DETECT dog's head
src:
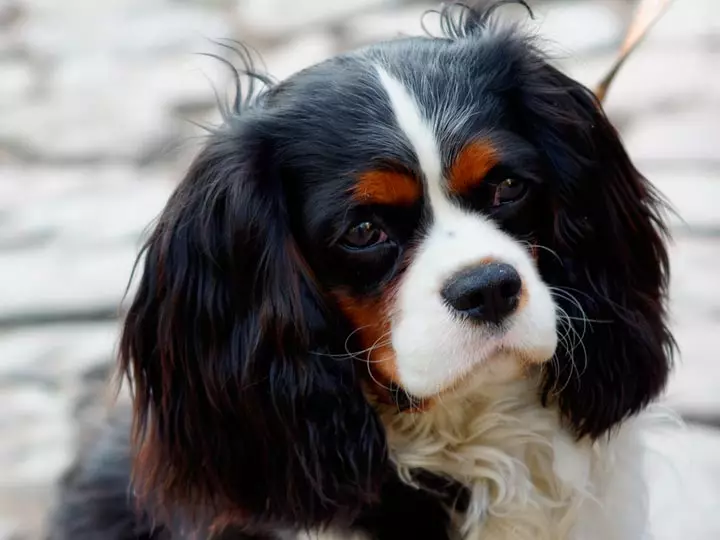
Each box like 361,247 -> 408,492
120,1 -> 672,531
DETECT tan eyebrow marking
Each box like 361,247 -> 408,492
351,170 -> 421,206
447,140 -> 499,195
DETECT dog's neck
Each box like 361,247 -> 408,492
378,371 -> 655,540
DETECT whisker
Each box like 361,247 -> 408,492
523,242 -> 563,265
312,326 -> 392,362
552,307 -> 577,394
551,301 -> 590,394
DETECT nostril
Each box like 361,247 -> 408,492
441,262 -> 522,324
499,276 -> 521,300
454,289 -> 487,312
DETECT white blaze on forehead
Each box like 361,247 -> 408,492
374,66 -> 453,215
374,64 -> 557,397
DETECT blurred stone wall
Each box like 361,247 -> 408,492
0,0 -> 718,538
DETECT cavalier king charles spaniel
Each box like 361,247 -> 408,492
50,2 -> 676,539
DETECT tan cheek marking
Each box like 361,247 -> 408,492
332,291 -> 400,389
447,139 -> 499,195
352,170 -> 421,206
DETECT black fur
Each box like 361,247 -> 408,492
49,1 -> 672,538
120,117 -> 388,528
525,63 -> 673,438
48,407 -> 458,539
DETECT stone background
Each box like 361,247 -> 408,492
0,0 -> 718,538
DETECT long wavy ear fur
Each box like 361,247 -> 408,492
119,114 -> 386,530
437,0 -> 672,440
523,63 -> 673,439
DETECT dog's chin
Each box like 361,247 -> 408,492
448,348 -> 552,398
393,345 -> 556,411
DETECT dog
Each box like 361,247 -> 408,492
48,2 -> 677,539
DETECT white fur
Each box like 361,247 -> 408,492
379,375 -> 677,540
371,65 -> 675,540
374,65 -> 556,398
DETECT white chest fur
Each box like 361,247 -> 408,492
380,377 -> 670,540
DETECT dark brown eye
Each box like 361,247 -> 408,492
341,221 -> 389,249
493,178 -> 527,205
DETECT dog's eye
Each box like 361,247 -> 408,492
341,221 -> 389,249
493,178 -> 527,205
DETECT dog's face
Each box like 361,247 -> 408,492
282,53 -> 559,401
120,2 -> 672,532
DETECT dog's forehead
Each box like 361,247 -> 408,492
366,36 -> 512,114
267,35 -> 523,182
273,34 -> 516,124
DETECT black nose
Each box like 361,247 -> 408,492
441,262 -> 522,324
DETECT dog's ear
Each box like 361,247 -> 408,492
119,115 -> 386,529
523,64 -> 674,439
